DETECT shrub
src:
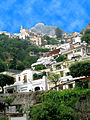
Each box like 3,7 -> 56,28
0,117 -> 8,120
56,56 -> 66,62
35,64 -> 46,70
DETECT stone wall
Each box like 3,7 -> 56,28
0,91 -> 44,111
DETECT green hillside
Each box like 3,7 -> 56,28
0,34 -> 49,71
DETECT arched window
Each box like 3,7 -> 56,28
24,75 -> 27,83
14,78 -> 16,82
35,87 -> 40,91
18,77 -> 21,81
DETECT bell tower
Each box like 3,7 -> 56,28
21,25 -> 23,30
20,25 -> 23,33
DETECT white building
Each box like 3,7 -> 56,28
0,31 -> 10,37
31,56 -> 56,70
72,36 -> 81,44
61,43 -> 87,60
4,69 -> 47,93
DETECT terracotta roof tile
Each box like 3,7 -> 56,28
47,48 -> 60,57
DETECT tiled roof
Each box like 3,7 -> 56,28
47,48 -> 60,57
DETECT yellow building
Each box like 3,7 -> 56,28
52,60 -> 74,77
48,56 -> 90,90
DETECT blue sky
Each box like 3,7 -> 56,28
0,0 -> 90,34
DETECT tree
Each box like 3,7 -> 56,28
30,88 -> 90,120
56,56 -> 66,62
0,74 -> 14,93
69,60 -> 90,78
16,63 -> 25,70
47,72 -> 60,90
69,60 -> 90,89
8,59 -> 25,70
81,34 -> 90,43
55,27 -> 64,39
30,100 -> 75,120
8,59 -> 17,70
23,56 -> 38,68
61,40 -> 64,44
84,29 -> 90,35
30,89 -> 87,120
81,28 -> 90,43
43,35 -> 51,40
26,46 -> 49,53
43,35 -> 58,45
0,61 -> 6,72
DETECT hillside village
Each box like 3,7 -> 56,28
0,22 -> 89,92
0,22 -> 90,119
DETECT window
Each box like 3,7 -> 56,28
53,88 -> 56,90
59,86 -> 63,90
74,50 -> 77,53
66,72 -> 70,76
24,75 -> 27,83
77,48 -> 81,52
60,71 -> 63,77
18,77 -> 21,81
68,84 -> 73,88
35,87 -> 40,91
88,48 -> 90,53
56,65 -> 61,70
63,65 -> 66,69
66,54 -> 68,59
14,78 -> 16,82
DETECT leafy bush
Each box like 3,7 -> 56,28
30,89 -> 90,120
84,29 -> 90,35
35,64 -> 46,70
56,56 -> 66,62
4,98 -> 14,106
33,72 -> 46,80
43,35 -> 59,45
0,74 -> 14,93
0,117 -> 8,120
69,60 -> 90,77
81,34 -> 90,43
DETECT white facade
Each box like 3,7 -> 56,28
57,43 -> 71,50
44,44 -> 58,50
62,44 -> 87,60
73,37 -> 81,44
31,56 -> 56,69
4,69 -> 47,93
0,31 -> 10,37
